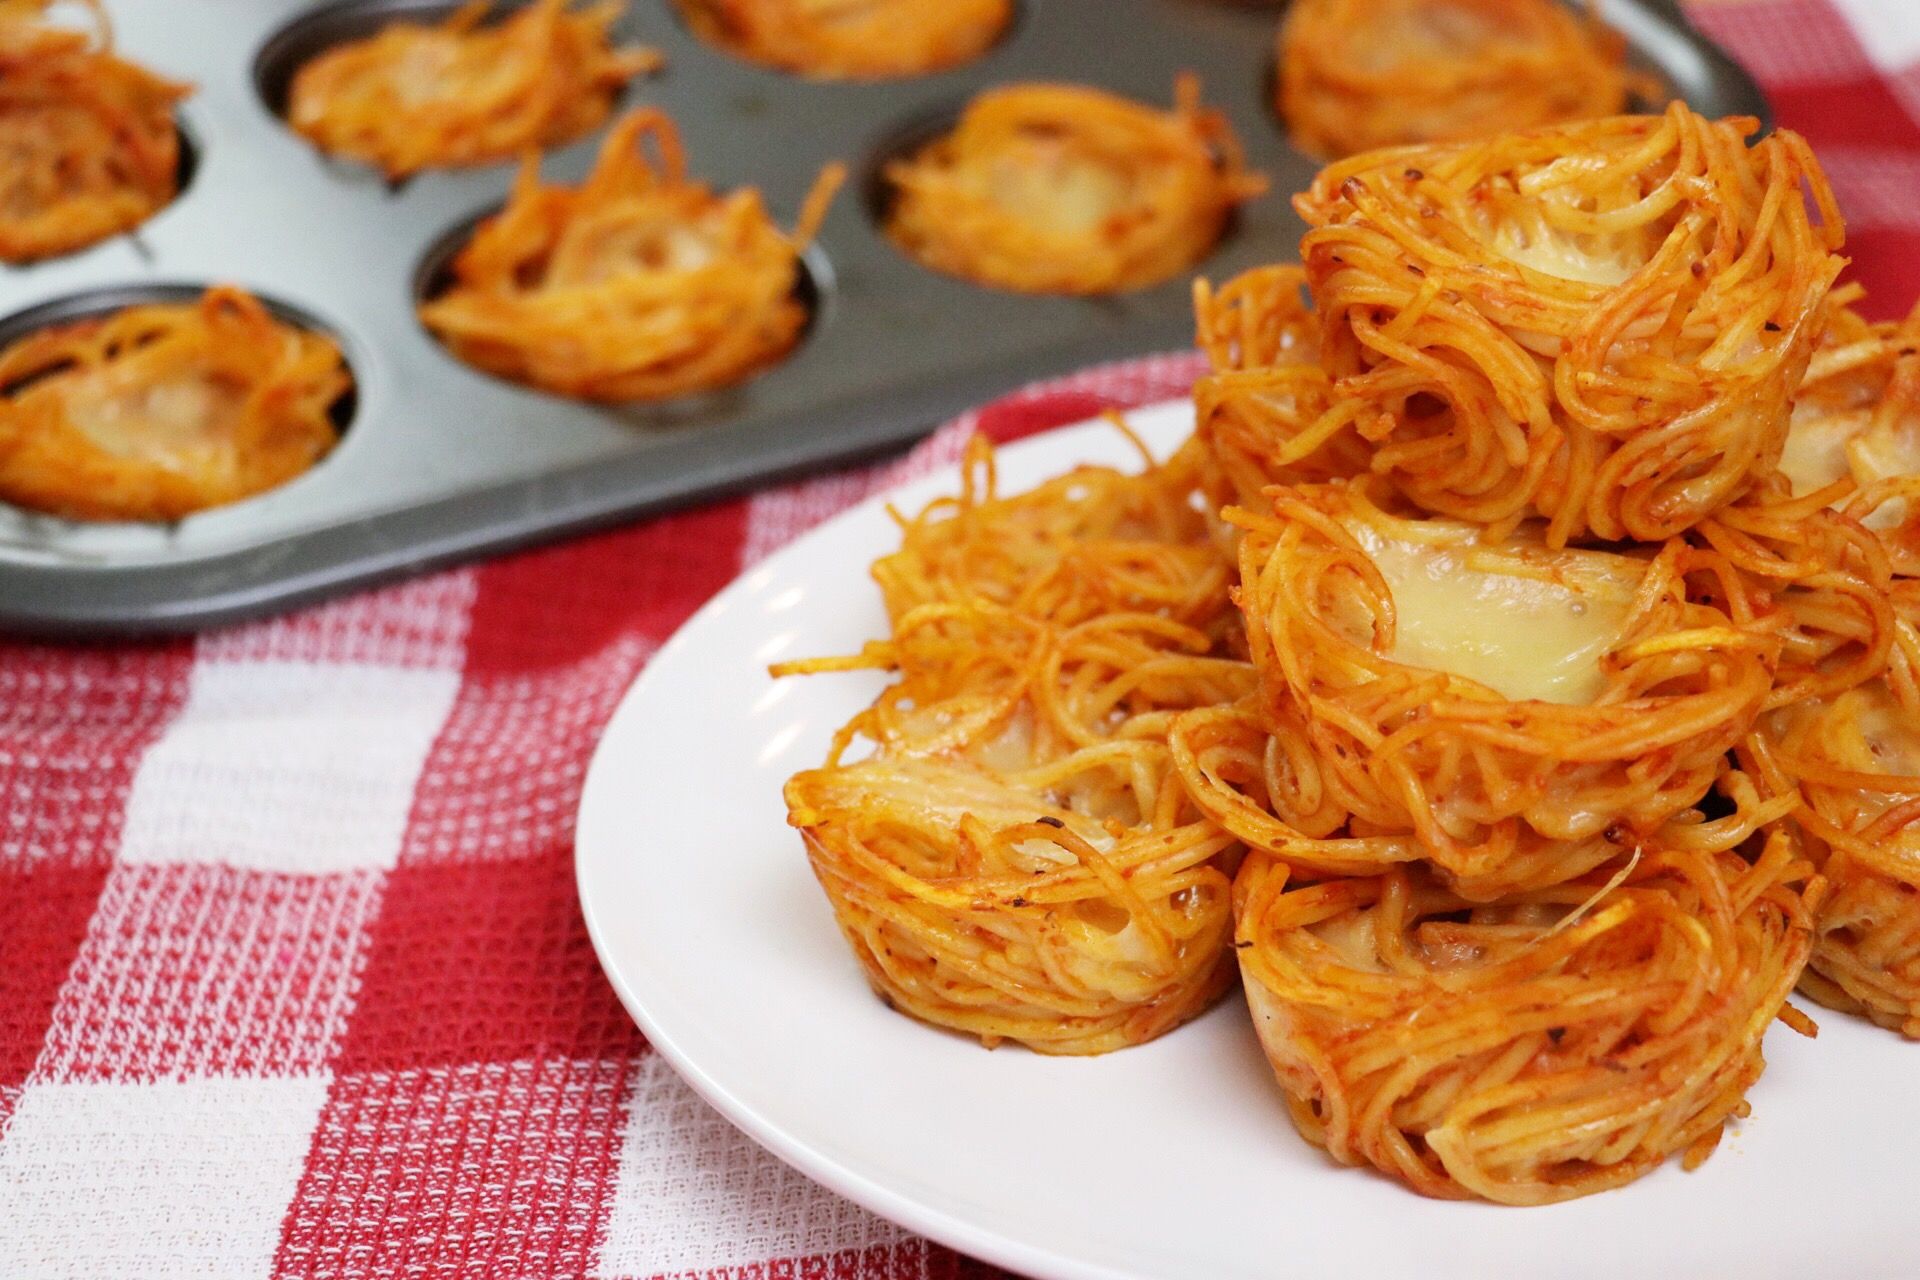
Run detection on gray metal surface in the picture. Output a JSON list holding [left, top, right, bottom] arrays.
[[0, 0, 1766, 634]]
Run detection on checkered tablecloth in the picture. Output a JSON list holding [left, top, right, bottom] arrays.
[[1, 4, 1915, 1276]]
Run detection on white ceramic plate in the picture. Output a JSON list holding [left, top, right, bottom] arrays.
[[576, 400, 1910, 1280]]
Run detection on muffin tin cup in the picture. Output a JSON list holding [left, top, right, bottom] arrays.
[[0, 0, 1766, 635]]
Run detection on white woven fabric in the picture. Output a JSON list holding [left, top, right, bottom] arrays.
[[118, 661, 460, 873], [0, 1076, 331, 1279], [596, 1054, 913, 1277]]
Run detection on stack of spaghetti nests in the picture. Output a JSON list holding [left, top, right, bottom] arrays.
[[784, 99, 1920, 1205]]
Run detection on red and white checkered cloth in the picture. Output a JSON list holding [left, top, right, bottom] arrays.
[[0, 4, 1913, 1276]]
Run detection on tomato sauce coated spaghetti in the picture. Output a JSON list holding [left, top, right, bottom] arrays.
[[1191, 264, 1349, 513], [1234, 833, 1819, 1203], [1216, 480, 1780, 897], [286, 0, 659, 179], [883, 77, 1265, 296], [1746, 653, 1920, 1035], [0, 286, 350, 522], [1735, 515, 1920, 1036], [419, 108, 842, 403], [0, 0, 190, 263], [1292, 104, 1845, 544], [1777, 287, 1920, 575], [780, 433, 1254, 1053], [1277, 0, 1644, 159]]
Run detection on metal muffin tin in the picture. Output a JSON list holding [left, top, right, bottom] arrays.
[[0, 0, 1765, 634]]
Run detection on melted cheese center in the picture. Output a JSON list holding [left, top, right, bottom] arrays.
[[1347, 518, 1642, 705], [1781, 402, 1920, 526], [1476, 163, 1659, 288], [1856, 688, 1920, 777], [1357, 0, 1508, 71], [1488, 214, 1643, 287], [385, 32, 532, 112], [387, 38, 465, 108], [1767, 683, 1920, 835], [808, 756, 1117, 858], [62, 369, 244, 468], [1779, 406, 1863, 497], [984, 137, 1130, 236], [1783, 683, 1920, 780], [1497, 225, 1635, 287], [546, 206, 722, 287], [1853, 422, 1920, 489]]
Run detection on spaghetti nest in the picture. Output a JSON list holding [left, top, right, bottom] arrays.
[[1276, 0, 1644, 160], [1210, 480, 1782, 898], [1688, 472, 1895, 721], [0, 0, 190, 263], [870, 427, 1239, 634], [1292, 103, 1846, 545], [0, 286, 350, 522], [674, 0, 1011, 80], [1191, 264, 1349, 513], [1233, 833, 1820, 1204], [779, 433, 1255, 1053], [1741, 567, 1920, 1036], [419, 108, 843, 403], [285, 0, 660, 179], [883, 76, 1266, 296], [1778, 286, 1920, 574]]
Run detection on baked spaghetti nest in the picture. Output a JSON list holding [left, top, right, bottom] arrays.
[[0, 286, 350, 522], [1276, 0, 1647, 159], [1735, 496, 1920, 1036], [1286, 103, 1845, 544], [0, 0, 191, 263], [1191, 263, 1344, 513], [1234, 830, 1820, 1203], [1775, 285, 1920, 575], [418, 108, 843, 403], [1193, 479, 1789, 897], [286, 0, 660, 179], [883, 75, 1266, 296], [779, 431, 1254, 1053]]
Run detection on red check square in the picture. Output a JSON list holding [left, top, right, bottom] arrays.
[[463, 501, 751, 677], [275, 1055, 633, 1280], [0, 859, 111, 1105], [334, 849, 642, 1074]]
